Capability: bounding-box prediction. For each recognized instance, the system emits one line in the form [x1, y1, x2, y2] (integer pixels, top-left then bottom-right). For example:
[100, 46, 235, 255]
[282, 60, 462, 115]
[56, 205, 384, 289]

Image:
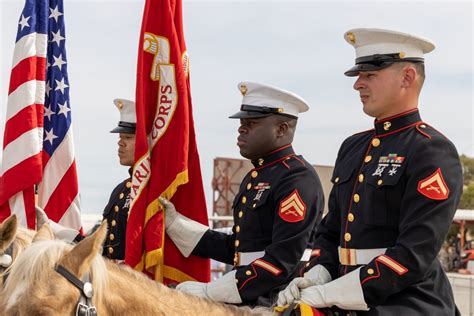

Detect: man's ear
[277, 121, 289, 137]
[401, 65, 417, 88]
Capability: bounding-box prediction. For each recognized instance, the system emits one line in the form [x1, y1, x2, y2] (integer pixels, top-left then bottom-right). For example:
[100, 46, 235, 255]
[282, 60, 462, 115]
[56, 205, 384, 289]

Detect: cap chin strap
[356, 53, 424, 65]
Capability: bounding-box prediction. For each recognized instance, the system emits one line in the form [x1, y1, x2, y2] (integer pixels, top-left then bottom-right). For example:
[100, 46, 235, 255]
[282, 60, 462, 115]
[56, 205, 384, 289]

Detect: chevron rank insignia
[417, 168, 450, 200]
[279, 189, 306, 222]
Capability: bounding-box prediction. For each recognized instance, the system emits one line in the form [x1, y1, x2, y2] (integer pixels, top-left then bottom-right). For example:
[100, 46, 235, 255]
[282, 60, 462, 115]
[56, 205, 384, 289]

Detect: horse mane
[3, 239, 108, 310]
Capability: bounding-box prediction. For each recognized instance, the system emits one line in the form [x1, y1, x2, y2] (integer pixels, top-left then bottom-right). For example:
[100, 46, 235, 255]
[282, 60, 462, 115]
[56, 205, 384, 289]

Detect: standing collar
[374, 109, 422, 136]
[251, 144, 295, 169]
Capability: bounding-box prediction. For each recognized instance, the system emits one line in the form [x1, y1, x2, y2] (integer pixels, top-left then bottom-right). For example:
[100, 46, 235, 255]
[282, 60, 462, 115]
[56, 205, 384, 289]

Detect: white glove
[176, 281, 208, 298]
[299, 267, 369, 311]
[35, 206, 80, 243]
[277, 264, 332, 306]
[177, 270, 242, 304]
[159, 197, 208, 257]
[159, 196, 179, 228]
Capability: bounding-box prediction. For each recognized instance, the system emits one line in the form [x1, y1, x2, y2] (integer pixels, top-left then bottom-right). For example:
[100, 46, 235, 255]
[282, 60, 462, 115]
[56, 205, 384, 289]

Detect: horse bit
[55, 265, 97, 316]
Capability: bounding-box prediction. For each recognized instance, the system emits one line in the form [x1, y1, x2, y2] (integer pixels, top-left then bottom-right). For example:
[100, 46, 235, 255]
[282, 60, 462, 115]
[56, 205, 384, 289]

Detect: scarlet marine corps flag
[125, 0, 210, 283]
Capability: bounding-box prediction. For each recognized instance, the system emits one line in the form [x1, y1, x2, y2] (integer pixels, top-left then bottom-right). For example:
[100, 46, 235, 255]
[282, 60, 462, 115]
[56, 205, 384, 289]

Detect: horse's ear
[0, 214, 18, 252]
[33, 223, 55, 242]
[59, 221, 107, 277]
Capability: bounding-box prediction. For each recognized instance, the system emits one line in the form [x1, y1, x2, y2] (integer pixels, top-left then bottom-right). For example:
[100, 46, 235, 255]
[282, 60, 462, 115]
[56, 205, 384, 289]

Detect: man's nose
[353, 77, 365, 91]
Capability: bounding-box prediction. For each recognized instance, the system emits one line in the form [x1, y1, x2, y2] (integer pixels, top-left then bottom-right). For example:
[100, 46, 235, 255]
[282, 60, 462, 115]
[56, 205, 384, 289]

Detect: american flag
[0, 0, 81, 231]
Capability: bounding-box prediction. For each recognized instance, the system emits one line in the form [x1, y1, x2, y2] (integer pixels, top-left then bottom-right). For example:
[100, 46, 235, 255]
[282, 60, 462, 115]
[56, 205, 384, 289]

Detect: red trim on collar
[376, 122, 419, 138]
[374, 108, 418, 125]
[254, 154, 296, 171]
[267, 144, 292, 155]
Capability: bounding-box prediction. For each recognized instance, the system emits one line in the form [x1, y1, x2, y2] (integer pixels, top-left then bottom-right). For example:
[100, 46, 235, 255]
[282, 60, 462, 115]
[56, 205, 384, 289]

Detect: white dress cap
[343, 28, 435, 76]
[111, 98, 136, 134]
[229, 82, 309, 119]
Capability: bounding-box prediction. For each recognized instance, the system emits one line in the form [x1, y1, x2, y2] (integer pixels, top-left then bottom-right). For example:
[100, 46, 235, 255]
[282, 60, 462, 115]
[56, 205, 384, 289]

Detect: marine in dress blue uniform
[102, 99, 136, 261]
[278, 28, 463, 315]
[161, 82, 324, 306]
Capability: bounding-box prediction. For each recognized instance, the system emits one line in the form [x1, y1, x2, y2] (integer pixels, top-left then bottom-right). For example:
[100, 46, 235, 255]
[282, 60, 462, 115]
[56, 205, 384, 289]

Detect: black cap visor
[345, 54, 424, 77]
[344, 61, 395, 77]
[229, 104, 297, 119]
[229, 111, 273, 119]
[110, 121, 136, 134]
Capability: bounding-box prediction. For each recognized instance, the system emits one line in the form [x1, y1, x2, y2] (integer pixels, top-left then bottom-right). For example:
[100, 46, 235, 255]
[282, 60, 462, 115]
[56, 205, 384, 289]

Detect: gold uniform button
[126, 181, 132, 188]
[353, 194, 360, 203]
[108, 247, 114, 254]
[377, 179, 383, 186]
[245, 270, 252, 276]
[242, 196, 247, 204]
[364, 155, 372, 163]
[372, 138, 381, 147]
[114, 205, 119, 212]
[251, 171, 258, 178]
[348, 213, 355, 222]
[235, 240, 240, 247]
[246, 183, 252, 190]
[238, 211, 243, 218]
[367, 268, 375, 275]
[119, 193, 125, 199]
[358, 174, 364, 183]
[111, 220, 116, 227]
[109, 234, 115, 240]
[235, 226, 241, 233]
[344, 233, 352, 242]
[335, 177, 340, 183]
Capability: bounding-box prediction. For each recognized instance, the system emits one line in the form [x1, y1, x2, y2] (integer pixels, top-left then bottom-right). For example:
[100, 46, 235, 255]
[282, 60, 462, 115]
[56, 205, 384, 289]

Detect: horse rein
[55, 265, 97, 316]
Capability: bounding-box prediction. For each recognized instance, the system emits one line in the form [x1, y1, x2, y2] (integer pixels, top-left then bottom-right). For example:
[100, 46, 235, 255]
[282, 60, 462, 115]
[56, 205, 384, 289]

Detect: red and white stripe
[37, 128, 81, 229]
[0, 29, 81, 230]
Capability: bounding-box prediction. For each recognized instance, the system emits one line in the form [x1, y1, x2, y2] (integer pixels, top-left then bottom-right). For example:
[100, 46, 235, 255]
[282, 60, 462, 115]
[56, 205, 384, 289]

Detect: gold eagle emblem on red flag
[417, 168, 450, 200]
[279, 189, 306, 222]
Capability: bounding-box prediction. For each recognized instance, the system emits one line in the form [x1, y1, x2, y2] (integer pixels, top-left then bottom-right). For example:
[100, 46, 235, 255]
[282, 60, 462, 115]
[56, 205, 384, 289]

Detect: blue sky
[1, 0, 472, 215]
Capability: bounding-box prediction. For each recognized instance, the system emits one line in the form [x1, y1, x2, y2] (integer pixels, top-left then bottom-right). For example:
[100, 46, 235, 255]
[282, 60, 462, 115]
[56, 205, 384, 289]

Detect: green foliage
[460, 183, 474, 210]
[459, 155, 474, 209]
[461, 154, 474, 185]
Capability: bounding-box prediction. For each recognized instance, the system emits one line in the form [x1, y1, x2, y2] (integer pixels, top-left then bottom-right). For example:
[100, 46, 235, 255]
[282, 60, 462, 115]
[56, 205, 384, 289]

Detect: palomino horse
[0, 223, 272, 315]
[0, 214, 35, 287]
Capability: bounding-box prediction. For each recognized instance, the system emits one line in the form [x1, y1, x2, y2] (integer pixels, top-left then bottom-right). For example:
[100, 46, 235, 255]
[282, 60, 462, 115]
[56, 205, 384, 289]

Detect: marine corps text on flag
[125, 0, 209, 283]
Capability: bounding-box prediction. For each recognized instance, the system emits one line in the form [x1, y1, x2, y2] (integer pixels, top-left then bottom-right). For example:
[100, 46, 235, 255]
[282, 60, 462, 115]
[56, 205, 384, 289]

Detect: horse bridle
[55, 265, 97, 316]
[0, 245, 14, 284]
